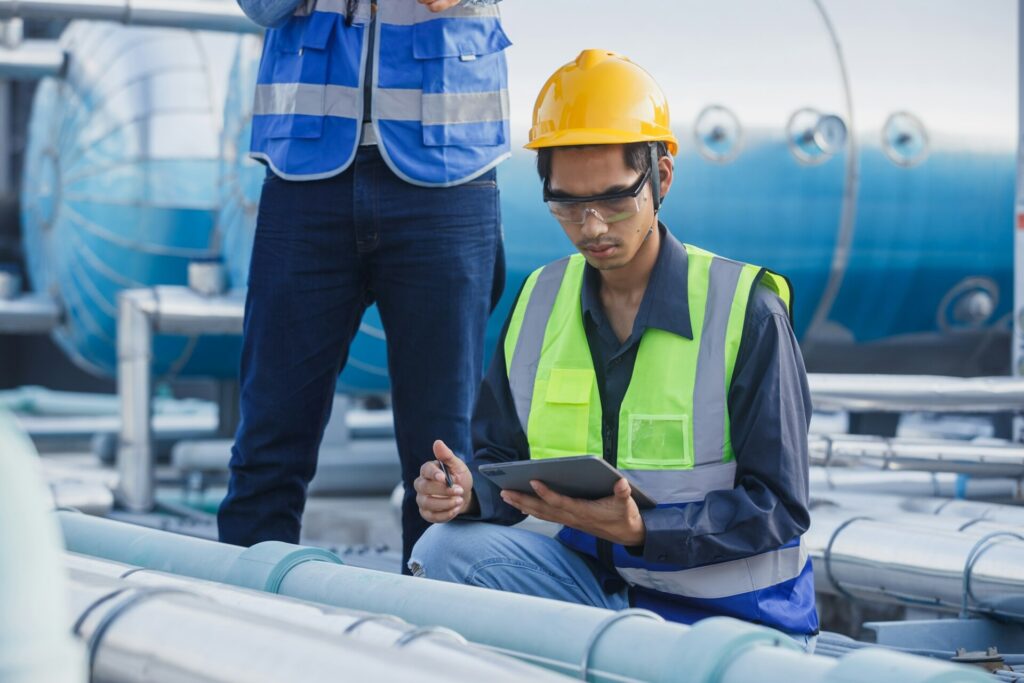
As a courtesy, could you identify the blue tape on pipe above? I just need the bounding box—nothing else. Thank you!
[223,541,343,593]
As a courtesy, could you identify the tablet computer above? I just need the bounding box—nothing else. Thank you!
[477,456,658,509]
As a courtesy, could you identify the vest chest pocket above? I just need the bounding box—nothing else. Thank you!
[260,15,337,139]
[412,17,511,147]
[532,368,594,459]
[622,414,693,469]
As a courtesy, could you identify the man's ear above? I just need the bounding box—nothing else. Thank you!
[657,154,675,202]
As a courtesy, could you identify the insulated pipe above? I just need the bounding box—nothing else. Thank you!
[68,571,496,683]
[0,0,259,33]
[809,433,1024,478]
[117,287,244,511]
[0,293,60,333]
[807,508,1024,621]
[809,467,1023,499]
[65,553,568,681]
[810,491,1024,527]
[808,373,1024,413]
[0,39,64,78]
[58,511,988,683]
[0,413,85,682]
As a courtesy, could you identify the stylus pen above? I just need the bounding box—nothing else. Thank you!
[437,461,454,488]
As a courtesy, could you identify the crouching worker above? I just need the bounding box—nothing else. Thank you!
[410,50,819,649]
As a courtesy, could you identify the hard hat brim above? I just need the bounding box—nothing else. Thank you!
[525,128,678,155]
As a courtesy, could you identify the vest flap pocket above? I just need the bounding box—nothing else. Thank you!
[624,414,692,469]
[545,368,594,405]
[412,18,512,60]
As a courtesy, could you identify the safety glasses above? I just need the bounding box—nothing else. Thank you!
[544,168,650,226]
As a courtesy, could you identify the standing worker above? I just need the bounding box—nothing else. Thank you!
[411,50,819,646]
[219,0,510,573]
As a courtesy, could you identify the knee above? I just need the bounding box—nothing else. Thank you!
[408,522,485,583]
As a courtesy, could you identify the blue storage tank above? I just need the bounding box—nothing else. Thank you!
[21,22,242,378]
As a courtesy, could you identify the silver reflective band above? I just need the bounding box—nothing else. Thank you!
[508,258,571,433]
[313,0,371,22]
[359,122,377,146]
[617,541,809,600]
[377,2,499,26]
[423,90,509,125]
[254,83,360,118]
[621,461,737,505]
[375,88,509,125]
[692,257,744,466]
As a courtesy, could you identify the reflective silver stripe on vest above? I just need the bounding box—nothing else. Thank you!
[621,461,737,505]
[378,2,500,26]
[254,83,360,118]
[508,258,571,433]
[692,257,744,466]
[375,88,508,125]
[313,0,371,21]
[617,540,809,600]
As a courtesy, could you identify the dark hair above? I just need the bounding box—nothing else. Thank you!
[535,141,670,184]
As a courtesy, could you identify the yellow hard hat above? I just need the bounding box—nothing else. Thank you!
[526,49,678,155]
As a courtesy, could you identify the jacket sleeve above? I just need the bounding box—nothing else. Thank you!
[236,0,304,28]
[635,284,812,567]
[459,286,530,526]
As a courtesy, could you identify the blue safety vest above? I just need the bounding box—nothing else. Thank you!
[250,0,512,185]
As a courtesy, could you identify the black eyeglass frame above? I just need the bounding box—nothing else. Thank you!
[542,166,651,205]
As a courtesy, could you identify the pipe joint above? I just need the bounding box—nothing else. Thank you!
[674,617,799,683]
[224,542,343,594]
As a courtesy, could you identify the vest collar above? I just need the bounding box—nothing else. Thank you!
[580,223,693,341]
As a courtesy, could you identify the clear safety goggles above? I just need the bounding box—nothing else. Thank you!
[544,168,650,225]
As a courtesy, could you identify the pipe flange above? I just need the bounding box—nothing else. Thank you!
[225,541,343,593]
[579,609,663,681]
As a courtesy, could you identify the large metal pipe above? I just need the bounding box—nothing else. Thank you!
[0,39,64,78]
[0,293,60,333]
[57,511,989,683]
[0,0,259,33]
[807,508,1024,621]
[810,433,1024,478]
[117,287,244,512]
[65,553,568,681]
[811,491,1024,527]
[69,570,508,683]
[809,466,1023,499]
[0,412,85,682]
[808,373,1024,413]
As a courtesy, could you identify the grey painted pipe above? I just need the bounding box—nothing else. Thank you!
[58,511,988,683]
[0,293,60,333]
[809,433,1024,478]
[808,373,1024,412]
[116,287,244,512]
[0,413,85,682]
[807,508,1024,621]
[809,466,1022,499]
[69,570,495,683]
[0,39,64,79]
[0,0,260,33]
[811,491,1024,527]
[66,553,567,681]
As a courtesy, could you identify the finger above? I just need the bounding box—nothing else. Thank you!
[417,492,465,513]
[426,0,459,11]
[613,477,632,500]
[421,506,462,524]
[530,480,572,509]
[414,476,464,497]
[432,440,469,474]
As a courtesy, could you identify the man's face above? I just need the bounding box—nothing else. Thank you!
[547,145,657,271]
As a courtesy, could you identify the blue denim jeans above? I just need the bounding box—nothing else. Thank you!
[218,147,503,571]
[411,521,817,653]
